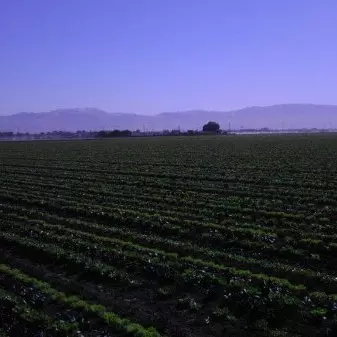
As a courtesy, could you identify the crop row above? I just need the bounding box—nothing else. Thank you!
[1,190,337,273]
[3,164,337,206]
[2,229,337,336]
[1,182,335,246]
[2,173,337,228]
[0,286,80,336]
[3,216,337,303]
[0,264,161,337]
[2,213,337,293]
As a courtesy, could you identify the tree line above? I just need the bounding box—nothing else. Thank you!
[0,121,226,140]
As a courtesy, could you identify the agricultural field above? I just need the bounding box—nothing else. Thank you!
[1,134,337,337]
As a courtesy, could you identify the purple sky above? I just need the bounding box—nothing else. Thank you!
[1,0,337,115]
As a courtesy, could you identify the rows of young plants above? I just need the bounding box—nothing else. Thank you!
[1,185,336,275]
[2,208,335,273]
[2,171,337,223]
[0,172,335,238]
[1,228,336,337]
[0,264,161,337]
[2,160,337,224]
[1,135,337,336]
[1,210,337,294]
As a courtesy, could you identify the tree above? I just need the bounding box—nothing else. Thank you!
[202,121,220,133]
[96,129,132,138]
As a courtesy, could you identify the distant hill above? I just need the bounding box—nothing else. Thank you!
[0,104,336,133]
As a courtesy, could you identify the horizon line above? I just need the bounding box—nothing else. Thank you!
[2,102,337,117]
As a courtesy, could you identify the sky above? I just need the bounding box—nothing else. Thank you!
[1,0,337,115]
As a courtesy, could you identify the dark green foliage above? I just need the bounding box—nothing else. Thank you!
[202,121,220,132]
[1,134,337,336]
[96,129,132,138]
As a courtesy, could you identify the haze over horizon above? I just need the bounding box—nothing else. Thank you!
[2,102,337,117]
[1,0,337,116]
[1,102,337,117]
[1,104,337,133]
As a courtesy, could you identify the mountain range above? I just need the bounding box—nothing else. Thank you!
[0,104,336,133]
